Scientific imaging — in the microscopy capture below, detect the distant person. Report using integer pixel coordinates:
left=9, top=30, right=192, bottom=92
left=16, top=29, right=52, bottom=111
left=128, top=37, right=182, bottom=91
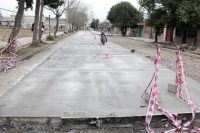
left=41, top=22, right=45, bottom=33
left=31, top=22, right=45, bottom=33
left=31, top=23, right=34, bottom=32
left=100, top=32, right=107, bottom=45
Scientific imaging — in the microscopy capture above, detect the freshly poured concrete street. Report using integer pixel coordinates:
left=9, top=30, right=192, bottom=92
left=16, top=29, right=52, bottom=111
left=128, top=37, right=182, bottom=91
left=0, top=31, right=200, bottom=118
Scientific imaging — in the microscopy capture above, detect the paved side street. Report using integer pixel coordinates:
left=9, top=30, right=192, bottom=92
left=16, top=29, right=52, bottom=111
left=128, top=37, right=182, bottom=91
left=0, top=31, right=199, bottom=118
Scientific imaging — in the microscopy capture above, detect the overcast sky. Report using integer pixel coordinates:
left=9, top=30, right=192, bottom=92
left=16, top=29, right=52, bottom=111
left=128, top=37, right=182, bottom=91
left=0, top=0, right=140, bottom=21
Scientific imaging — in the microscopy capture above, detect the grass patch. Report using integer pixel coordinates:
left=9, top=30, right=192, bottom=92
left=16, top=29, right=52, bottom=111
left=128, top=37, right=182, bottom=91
left=46, top=34, right=63, bottom=42
left=16, top=41, right=48, bottom=56
left=46, top=35, right=55, bottom=41
left=54, top=35, right=63, bottom=41
left=0, top=28, right=33, bottom=42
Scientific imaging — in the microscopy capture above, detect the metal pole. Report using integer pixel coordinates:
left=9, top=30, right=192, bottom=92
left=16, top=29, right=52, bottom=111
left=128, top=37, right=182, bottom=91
left=49, top=15, right=50, bottom=36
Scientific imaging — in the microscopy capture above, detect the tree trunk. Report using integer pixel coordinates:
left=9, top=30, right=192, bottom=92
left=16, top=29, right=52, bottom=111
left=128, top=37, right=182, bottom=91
left=121, top=27, right=126, bottom=36
left=169, top=26, right=174, bottom=42
left=54, top=13, right=59, bottom=37
left=32, top=0, right=41, bottom=44
left=7, top=0, right=25, bottom=52
left=182, top=30, right=187, bottom=44
left=149, top=27, right=153, bottom=39
left=68, top=22, right=71, bottom=32
left=39, top=0, right=44, bottom=41
left=155, top=29, right=158, bottom=43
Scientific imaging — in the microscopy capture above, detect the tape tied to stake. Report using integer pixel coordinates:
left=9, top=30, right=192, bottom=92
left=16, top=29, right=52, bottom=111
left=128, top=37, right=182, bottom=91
left=142, top=45, right=200, bottom=133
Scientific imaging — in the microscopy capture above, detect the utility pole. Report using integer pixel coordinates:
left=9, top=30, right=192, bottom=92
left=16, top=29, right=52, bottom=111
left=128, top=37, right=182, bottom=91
left=49, top=15, right=50, bottom=36
left=65, top=0, right=69, bottom=33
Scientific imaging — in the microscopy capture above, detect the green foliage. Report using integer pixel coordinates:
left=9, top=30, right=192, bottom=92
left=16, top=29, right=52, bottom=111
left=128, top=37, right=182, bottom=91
left=107, top=2, right=141, bottom=28
left=146, top=8, right=167, bottom=42
left=146, top=8, right=166, bottom=33
left=140, top=0, right=200, bottom=28
left=160, top=0, right=182, bottom=27
left=140, top=0, right=200, bottom=42
left=90, top=19, right=99, bottom=30
left=17, top=0, right=33, bottom=9
left=44, top=0, right=64, bottom=9
left=139, top=0, right=156, bottom=12
left=178, top=0, right=200, bottom=28
left=46, top=35, right=55, bottom=41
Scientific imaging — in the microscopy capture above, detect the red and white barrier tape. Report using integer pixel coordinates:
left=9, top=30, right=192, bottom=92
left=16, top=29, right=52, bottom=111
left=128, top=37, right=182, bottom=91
left=0, top=36, right=21, bottom=71
left=142, top=45, right=200, bottom=132
left=143, top=45, right=178, bottom=132
left=96, top=52, right=117, bottom=58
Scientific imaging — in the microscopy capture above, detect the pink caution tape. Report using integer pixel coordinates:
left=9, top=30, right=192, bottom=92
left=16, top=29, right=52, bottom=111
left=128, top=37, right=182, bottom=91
left=97, top=52, right=117, bottom=58
left=142, top=45, right=200, bottom=132
left=143, top=45, right=180, bottom=132
left=167, top=46, right=200, bottom=132
left=0, top=36, right=21, bottom=72
left=168, top=63, right=173, bottom=70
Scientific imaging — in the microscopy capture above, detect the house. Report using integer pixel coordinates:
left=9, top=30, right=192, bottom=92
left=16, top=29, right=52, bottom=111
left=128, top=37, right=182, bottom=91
left=0, top=15, right=68, bottom=31
left=169, top=26, right=200, bottom=47
left=112, top=22, right=163, bottom=42
left=98, top=21, right=112, bottom=33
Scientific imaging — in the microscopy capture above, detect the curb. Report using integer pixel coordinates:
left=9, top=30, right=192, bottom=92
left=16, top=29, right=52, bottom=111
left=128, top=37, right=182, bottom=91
left=0, top=33, right=74, bottom=71
left=17, top=42, right=55, bottom=61
left=17, top=34, right=72, bottom=61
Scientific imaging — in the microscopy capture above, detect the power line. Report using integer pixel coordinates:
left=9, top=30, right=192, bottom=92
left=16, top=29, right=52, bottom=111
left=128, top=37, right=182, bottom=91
left=0, top=7, right=16, bottom=13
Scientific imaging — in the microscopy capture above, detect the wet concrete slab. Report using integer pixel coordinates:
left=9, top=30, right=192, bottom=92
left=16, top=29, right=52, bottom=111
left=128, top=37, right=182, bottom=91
left=0, top=31, right=200, bottom=118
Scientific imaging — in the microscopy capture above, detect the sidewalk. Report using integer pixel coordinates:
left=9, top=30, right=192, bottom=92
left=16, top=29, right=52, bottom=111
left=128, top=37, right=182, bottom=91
left=126, top=36, right=200, bottom=59
left=93, top=31, right=120, bottom=37
left=0, top=32, right=64, bottom=49
left=127, top=37, right=155, bottom=43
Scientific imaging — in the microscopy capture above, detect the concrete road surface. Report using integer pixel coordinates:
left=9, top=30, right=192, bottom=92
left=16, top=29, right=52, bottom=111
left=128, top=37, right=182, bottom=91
left=0, top=31, right=200, bottom=118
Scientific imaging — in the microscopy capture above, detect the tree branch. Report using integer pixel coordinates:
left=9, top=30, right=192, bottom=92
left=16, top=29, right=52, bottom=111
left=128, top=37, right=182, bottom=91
left=44, top=6, right=56, bottom=15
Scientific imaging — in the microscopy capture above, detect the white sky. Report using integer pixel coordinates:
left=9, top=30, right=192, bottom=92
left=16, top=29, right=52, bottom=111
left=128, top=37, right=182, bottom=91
left=0, top=0, right=140, bottom=21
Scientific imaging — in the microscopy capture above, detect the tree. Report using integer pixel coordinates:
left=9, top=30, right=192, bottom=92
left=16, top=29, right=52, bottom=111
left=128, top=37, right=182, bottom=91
left=38, top=0, right=44, bottom=41
left=67, top=0, right=88, bottom=31
left=44, top=0, right=64, bottom=36
left=107, top=2, right=141, bottom=36
left=160, top=0, right=182, bottom=42
left=140, top=0, right=200, bottom=43
left=45, top=0, right=76, bottom=36
left=140, top=0, right=180, bottom=42
left=177, top=0, right=200, bottom=43
left=32, top=0, right=41, bottom=44
left=146, top=8, right=167, bottom=43
left=90, top=19, right=99, bottom=30
left=7, top=0, right=33, bottom=52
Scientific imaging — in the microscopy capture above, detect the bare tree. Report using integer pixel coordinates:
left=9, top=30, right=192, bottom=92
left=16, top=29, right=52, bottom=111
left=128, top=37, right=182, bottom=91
left=8, top=0, right=25, bottom=52
left=67, top=1, right=88, bottom=31
left=45, top=0, right=76, bottom=36
left=6, top=0, right=33, bottom=52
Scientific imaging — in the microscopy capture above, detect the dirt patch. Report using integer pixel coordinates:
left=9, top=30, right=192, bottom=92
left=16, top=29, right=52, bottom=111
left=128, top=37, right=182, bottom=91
left=108, top=36, right=200, bottom=83
left=0, top=29, right=33, bottom=42
left=0, top=114, right=200, bottom=132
